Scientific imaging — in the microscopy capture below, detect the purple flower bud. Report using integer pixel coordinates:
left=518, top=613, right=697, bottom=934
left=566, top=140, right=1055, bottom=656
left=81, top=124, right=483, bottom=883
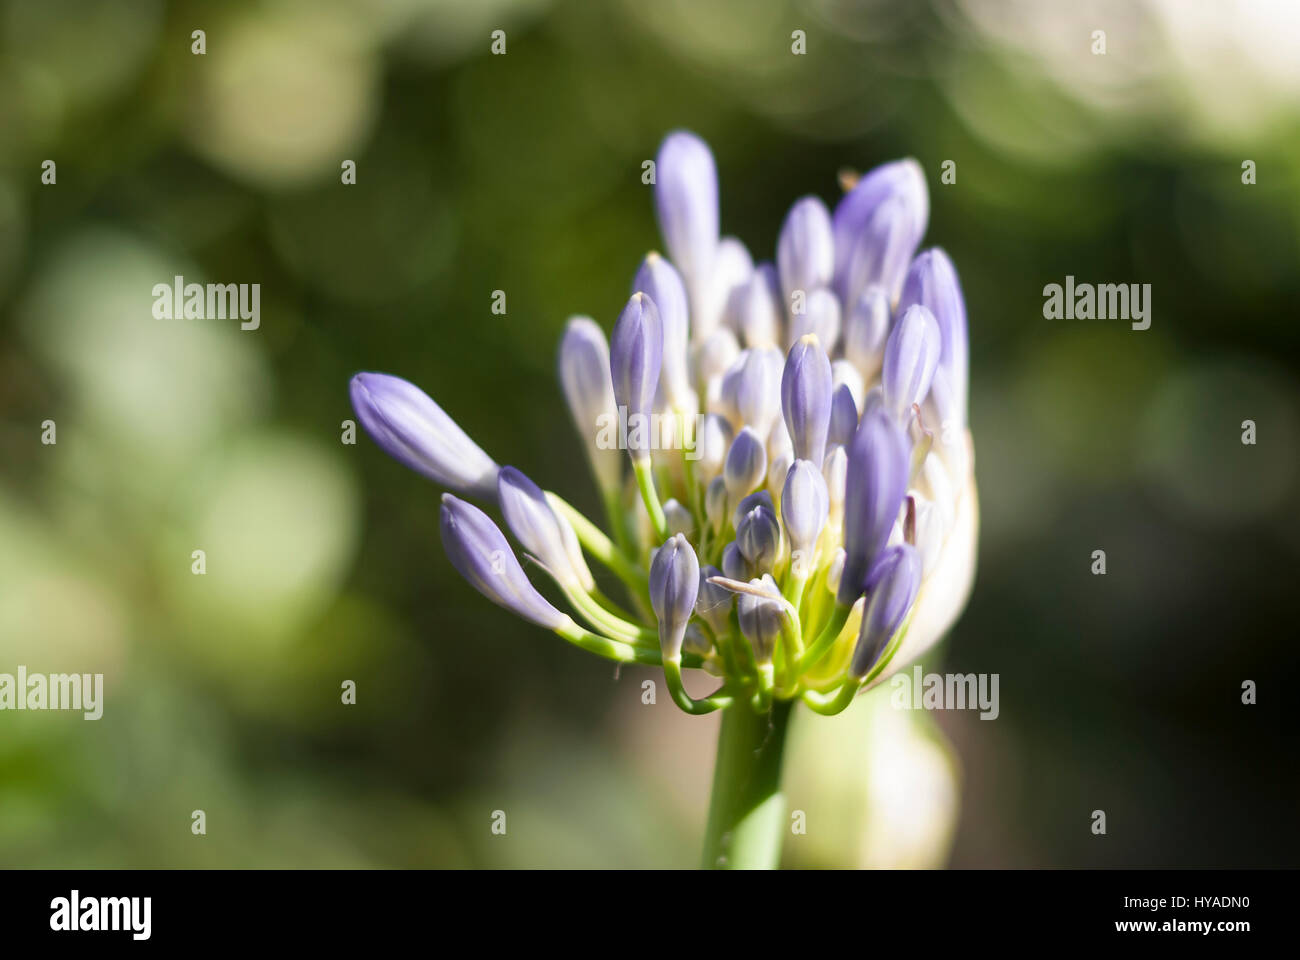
left=730, top=267, right=782, bottom=350
left=897, top=248, right=968, bottom=424
left=701, top=236, right=755, bottom=339
left=720, top=348, right=782, bottom=434
left=558, top=318, right=621, bottom=492
left=655, top=130, right=718, bottom=309
left=609, top=292, right=663, bottom=459
left=822, top=443, right=847, bottom=517
left=828, top=382, right=859, bottom=449
left=841, top=194, right=917, bottom=308
left=782, top=459, right=829, bottom=563
left=833, top=159, right=928, bottom=304
left=831, top=359, right=864, bottom=409
left=439, top=494, right=569, bottom=630
left=766, top=449, right=793, bottom=502
left=723, top=426, right=767, bottom=503
left=633, top=253, right=692, bottom=408
left=350, top=372, right=500, bottom=500
left=737, top=574, right=783, bottom=663
left=696, top=326, right=740, bottom=408
left=736, top=499, right=782, bottom=572
left=729, top=489, right=772, bottom=531
left=649, top=533, right=700, bottom=660
left=882, top=303, right=941, bottom=424
left=781, top=334, right=833, bottom=467
left=825, top=547, right=846, bottom=595
left=663, top=498, right=695, bottom=538
left=721, top=541, right=751, bottom=583
left=683, top=622, right=713, bottom=657
left=497, top=467, right=593, bottom=590
left=696, top=564, right=734, bottom=636
left=777, top=195, right=834, bottom=309
left=788, top=288, right=841, bottom=354
left=697, top=413, right=734, bottom=484
left=843, top=284, right=891, bottom=382
left=849, top=544, right=921, bottom=677
left=838, top=406, right=910, bottom=605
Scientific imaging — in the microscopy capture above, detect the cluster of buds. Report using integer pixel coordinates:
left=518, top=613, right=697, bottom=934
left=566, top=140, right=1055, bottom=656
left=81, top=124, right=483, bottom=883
left=350, top=131, right=977, bottom=718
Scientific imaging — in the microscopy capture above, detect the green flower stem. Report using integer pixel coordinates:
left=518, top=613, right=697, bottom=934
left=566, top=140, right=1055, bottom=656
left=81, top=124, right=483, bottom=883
left=547, top=493, right=647, bottom=590
left=602, top=487, right=635, bottom=558
left=801, top=677, right=860, bottom=715
left=589, top=585, right=644, bottom=626
left=557, top=581, right=657, bottom=646
left=751, top=663, right=774, bottom=713
left=663, top=657, right=731, bottom=715
left=781, top=569, right=809, bottom=612
left=797, top=600, right=852, bottom=673
left=701, top=699, right=794, bottom=869
left=554, top=620, right=708, bottom=669
left=632, top=456, right=669, bottom=543
left=774, top=615, right=804, bottom=698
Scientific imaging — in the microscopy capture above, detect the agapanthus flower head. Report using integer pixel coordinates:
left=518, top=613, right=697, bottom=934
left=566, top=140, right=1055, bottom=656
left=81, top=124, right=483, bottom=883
left=350, top=131, right=978, bottom=718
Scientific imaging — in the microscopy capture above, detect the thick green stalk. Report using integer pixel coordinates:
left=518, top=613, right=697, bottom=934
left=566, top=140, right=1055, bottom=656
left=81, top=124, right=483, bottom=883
left=700, top=699, right=794, bottom=870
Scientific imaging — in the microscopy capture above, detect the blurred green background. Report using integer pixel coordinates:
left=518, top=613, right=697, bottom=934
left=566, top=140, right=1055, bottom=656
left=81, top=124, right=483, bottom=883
left=1, top=0, right=1298, bottom=868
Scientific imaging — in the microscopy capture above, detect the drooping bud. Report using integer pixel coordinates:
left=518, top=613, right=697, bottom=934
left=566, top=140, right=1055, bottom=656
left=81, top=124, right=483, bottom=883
left=350, top=373, right=499, bottom=500
left=439, top=494, right=569, bottom=629
left=849, top=544, right=921, bottom=678
left=649, top=533, right=701, bottom=660
left=497, top=467, right=595, bottom=591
